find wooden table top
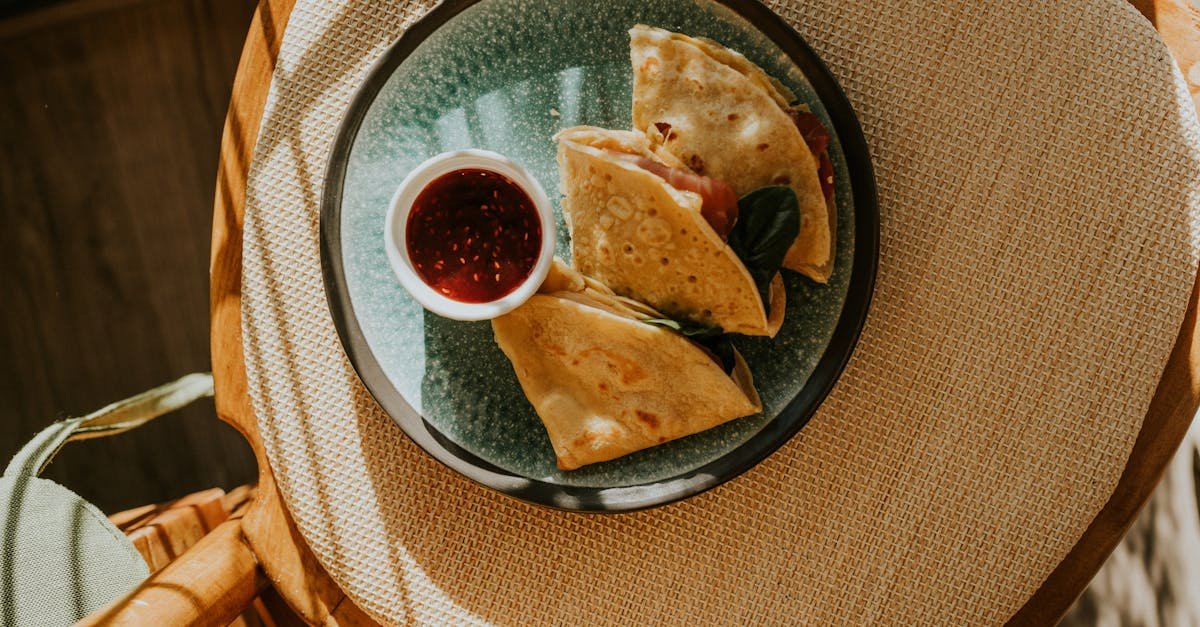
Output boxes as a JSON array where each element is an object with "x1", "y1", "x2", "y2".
[{"x1": 209, "y1": 1, "x2": 1200, "y2": 623}]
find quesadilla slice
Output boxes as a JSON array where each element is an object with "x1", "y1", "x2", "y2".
[
  {"x1": 492, "y1": 261, "x2": 762, "y2": 470},
  {"x1": 630, "y1": 24, "x2": 837, "y2": 282},
  {"x1": 555, "y1": 125, "x2": 787, "y2": 337}
]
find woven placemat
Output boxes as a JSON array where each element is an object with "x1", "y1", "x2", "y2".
[{"x1": 241, "y1": 0, "x2": 1200, "y2": 623}]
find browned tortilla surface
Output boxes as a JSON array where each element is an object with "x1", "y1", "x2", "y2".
[
  {"x1": 556, "y1": 126, "x2": 784, "y2": 336},
  {"x1": 630, "y1": 24, "x2": 834, "y2": 282},
  {"x1": 492, "y1": 263, "x2": 762, "y2": 470}
]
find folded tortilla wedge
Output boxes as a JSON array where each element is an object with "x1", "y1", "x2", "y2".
[
  {"x1": 492, "y1": 261, "x2": 762, "y2": 470},
  {"x1": 555, "y1": 125, "x2": 785, "y2": 337},
  {"x1": 630, "y1": 24, "x2": 836, "y2": 282}
]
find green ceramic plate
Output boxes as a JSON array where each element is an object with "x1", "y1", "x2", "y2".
[{"x1": 321, "y1": 0, "x2": 878, "y2": 512}]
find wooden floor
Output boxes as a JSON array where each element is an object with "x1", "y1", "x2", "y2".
[{"x1": 0, "y1": 0, "x2": 259, "y2": 512}]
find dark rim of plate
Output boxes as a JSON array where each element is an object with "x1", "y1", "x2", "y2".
[{"x1": 319, "y1": 0, "x2": 879, "y2": 513}]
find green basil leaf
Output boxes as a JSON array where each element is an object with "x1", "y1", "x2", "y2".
[
  {"x1": 727, "y1": 185, "x2": 801, "y2": 306},
  {"x1": 640, "y1": 318, "x2": 725, "y2": 339},
  {"x1": 640, "y1": 318, "x2": 734, "y2": 373},
  {"x1": 698, "y1": 335, "x2": 737, "y2": 374},
  {"x1": 640, "y1": 317, "x2": 682, "y2": 331}
]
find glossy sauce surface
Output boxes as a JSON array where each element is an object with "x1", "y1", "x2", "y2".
[{"x1": 406, "y1": 168, "x2": 542, "y2": 303}]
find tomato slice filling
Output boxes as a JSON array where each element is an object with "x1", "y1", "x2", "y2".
[
  {"x1": 608, "y1": 151, "x2": 739, "y2": 239},
  {"x1": 601, "y1": 110, "x2": 832, "y2": 242},
  {"x1": 787, "y1": 109, "x2": 835, "y2": 202}
]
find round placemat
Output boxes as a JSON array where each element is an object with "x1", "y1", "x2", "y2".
[{"x1": 241, "y1": 0, "x2": 1200, "y2": 624}]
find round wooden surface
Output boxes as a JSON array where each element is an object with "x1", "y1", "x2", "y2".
[{"x1": 209, "y1": 1, "x2": 1200, "y2": 623}]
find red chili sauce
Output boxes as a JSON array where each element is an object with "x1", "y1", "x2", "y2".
[{"x1": 406, "y1": 168, "x2": 541, "y2": 303}]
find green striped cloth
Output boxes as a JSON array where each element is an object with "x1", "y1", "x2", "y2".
[{"x1": 0, "y1": 374, "x2": 212, "y2": 626}]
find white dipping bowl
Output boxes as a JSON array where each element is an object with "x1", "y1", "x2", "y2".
[{"x1": 384, "y1": 150, "x2": 556, "y2": 321}]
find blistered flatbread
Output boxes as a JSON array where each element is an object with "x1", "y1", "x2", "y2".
[
  {"x1": 492, "y1": 261, "x2": 761, "y2": 470},
  {"x1": 556, "y1": 126, "x2": 784, "y2": 337},
  {"x1": 630, "y1": 24, "x2": 835, "y2": 282}
]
